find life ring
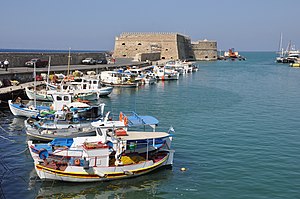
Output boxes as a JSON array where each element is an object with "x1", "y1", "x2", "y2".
[
  {"x1": 119, "y1": 112, "x2": 123, "y2": 121},
  {"x1": 124, "y1": 116, "x2": 128, "y2": 126},
  {"x1": 74, "y1": 159, "x2": 80, "y2": 166}
]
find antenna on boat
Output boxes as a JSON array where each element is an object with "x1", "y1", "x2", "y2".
[{"x1": 67, "y1": 48, "x2": 71, "y2": 76}]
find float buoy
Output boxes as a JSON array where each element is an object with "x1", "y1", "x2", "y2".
[{"x1": 180, "y1": 167, "x2": 187, "y2": 172}]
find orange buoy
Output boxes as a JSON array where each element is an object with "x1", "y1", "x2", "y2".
[
  {"x1": 119, "y1": 112, "x2": 123, "y2": 121},
  {"x1": 124, "y1": 116, "x2": 128, "y2": 126}
]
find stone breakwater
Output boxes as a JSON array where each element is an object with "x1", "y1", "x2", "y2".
[{"x1": 0, "y1": 52, "x2": 106, "y2": 67}]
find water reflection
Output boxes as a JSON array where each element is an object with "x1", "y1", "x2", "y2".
[
  {"x1": 28, "y1": 168, "x2": 173, "y2": 199},
  {"x1": 8, "y1": 117, "x2": 26, "y2": 131}
]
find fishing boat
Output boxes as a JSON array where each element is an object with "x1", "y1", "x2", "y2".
[
  {"x1": 165, "y1": 60, "x2": 194, "y2": 74},
  {"x1": 153, "y1": 65, "x2": 179, "y2": 80},
  {"x1": 24, "y1": 102, "x2": 105, "y2": 141},
  {"x1": 25, "y1": 85, "x2": 99, "y2": 102},
  {"x1": 127, "y1": 66, "x2": 156, "y2": 84},
  {"x1": 8, "y1": 98, "x2": 50, "y2": 118},
  {"x1": 100, "y1": 70, "x2": 139, "y2": 87},
  {"x1": 25, "y1": 110, "x2": 161, "y2": 143},
  {"x1": 27, "y1": 111, "x2": 174, "y2": 182}
]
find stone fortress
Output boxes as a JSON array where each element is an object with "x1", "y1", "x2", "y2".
[{"x1": 113, "y1": 32, "x2": 217, "y2": 61}]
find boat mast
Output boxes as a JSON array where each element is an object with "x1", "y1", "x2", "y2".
[
  {"x1": 286, "y1": 40, "x2": 291, "y2": 56},
  {"x1": 33, "y1": 62, "x2": 37, "y2": 108},
  {"x1": 278, "y1": 33, "x2": 283, "y2": 57},
  {"x1": 67, "y1": 48, "x2": 71, "y2": 76},
  {"x1": 46, "y1": 56, "x2": 51, "y2": 90}
]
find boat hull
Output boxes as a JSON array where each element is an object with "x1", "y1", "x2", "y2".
[
  {"x1": 102, "y1": 82, "x2": 138, "y2": 88},
  {"x1": 26, "y1": 127, "x2": 96, "y2": 142},
  {"x1": 98, "y1": 86, "x2": 113, "y2": 96},
  {"x1": 25, "y1": 87, "x2": 53, "y2": 101},
  {"x1": 8, "y1": 100, "x2": 44, "y2": 118},
  {"x1": 34, "y1": 151, "x2": 174, "y2": 182}
]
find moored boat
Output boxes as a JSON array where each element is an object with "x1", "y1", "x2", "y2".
[
  {"x1": 153, "y1": 65, "x2": 179, "y2": 80},
  {"x1": 8, "y1": 99, "x2": 50, "y2": 118},
  {"x1": 27, "y1": 112, "x2": 174, "y2": 182},
  {"x1": 100, "y1": 70, "x2": 139, "y2": 87}
]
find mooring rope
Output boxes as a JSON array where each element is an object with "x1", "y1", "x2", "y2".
[{"x1": 0, "y1": 125, "x2": 16, "y2": 143}]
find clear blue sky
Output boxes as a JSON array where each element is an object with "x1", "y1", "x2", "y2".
[{"x1": 1, "y1": 0, "x2": 299, "y2": 51}]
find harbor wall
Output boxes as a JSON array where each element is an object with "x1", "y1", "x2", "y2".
[{"x1": 0, "y1": 52, "x2": 106, "y2": 67}]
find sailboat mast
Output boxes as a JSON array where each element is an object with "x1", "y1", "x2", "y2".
[{"x1": 278, "y1": 33, "x2": 283, "y2": 57}]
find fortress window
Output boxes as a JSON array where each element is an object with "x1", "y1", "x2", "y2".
[
  {"x1": 136, "y1": 49, "x2": 138, "y2": 50},
  {"x1": 165, "y1": 49, "x2": 168, "y2": 51},
  {"x1": 205, "y1": 56, "x2": 208, "y2": 59},
  {"x1": 138, "y1": 43, "x2": 142, "y2": 45},
  {"x1": 122, "y1": 43, "x2": 125, "y2": 45},
  {"x1": 123, "y1": 54, "x2": 127, "y2": 57},
  {"x1": 162, "y1": 57, "x2": 165, "y2": 59},
  {"x1": 213, "y1": 56, "x2": 216, "y2": 58},
  {"x1": 170, "y1": 57, "x2": 173, "y2": 59}
]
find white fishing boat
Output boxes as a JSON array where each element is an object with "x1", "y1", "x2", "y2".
[
  {"x1": 58, "y1": 75, "x2": 113, "y2": 97},
  {"x1": 128, "y1": 66, "x2": 156, "y2": 84},
  {"x1": 25, "y1": 85, "x2": 99, "y2": 102},
  {"x1": 28, "y1": 112, "x2": 174, "y2": 182},
  {"x1": 100, "y1": 70, "x2": 139, "y2": 87},
  {"x1": 24, "y1": 103, "x2": 105, "y2": 133},
  {"x1": 25, "y1": 86, "x2": 54, "y2": 101},
  {"x1": 153, "y1": 65, "x2": 179, "y2": 80},
  {"x1": 10, "y1": 59, "x2": 52, "y2": 117},
  {"x1": 165, "y1": 60, "x2": 194, "y2": 74},
  {"x1": 8, "y1": 99, "x2": 49, "y2": 118}
]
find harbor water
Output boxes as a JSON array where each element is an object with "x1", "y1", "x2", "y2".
[{"x1": 1, "y1": 52, "x2": 300, "y2": 198}]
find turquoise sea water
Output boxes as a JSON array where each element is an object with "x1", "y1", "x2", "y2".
[{"x1": 1, "y1": 52, "x2": 300, "y2": 198}]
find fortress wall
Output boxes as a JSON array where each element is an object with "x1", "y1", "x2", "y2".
[
  {"x1": 134, "y1": 52, "x2": 161, "y2": 62},
  {"x1": 114, "y1": 33, "x2": 184, "y2": 60},
  {"x1": 114, "y1": 33, "x2": 218, "y2": 61}
]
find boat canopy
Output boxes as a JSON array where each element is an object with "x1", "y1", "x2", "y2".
[
  {"x1": 123, "y1": 111, "x2": 159, "y2": 127},
  {"x1": 117, "y1": 131, "x2": 169, "y2": 140}
]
